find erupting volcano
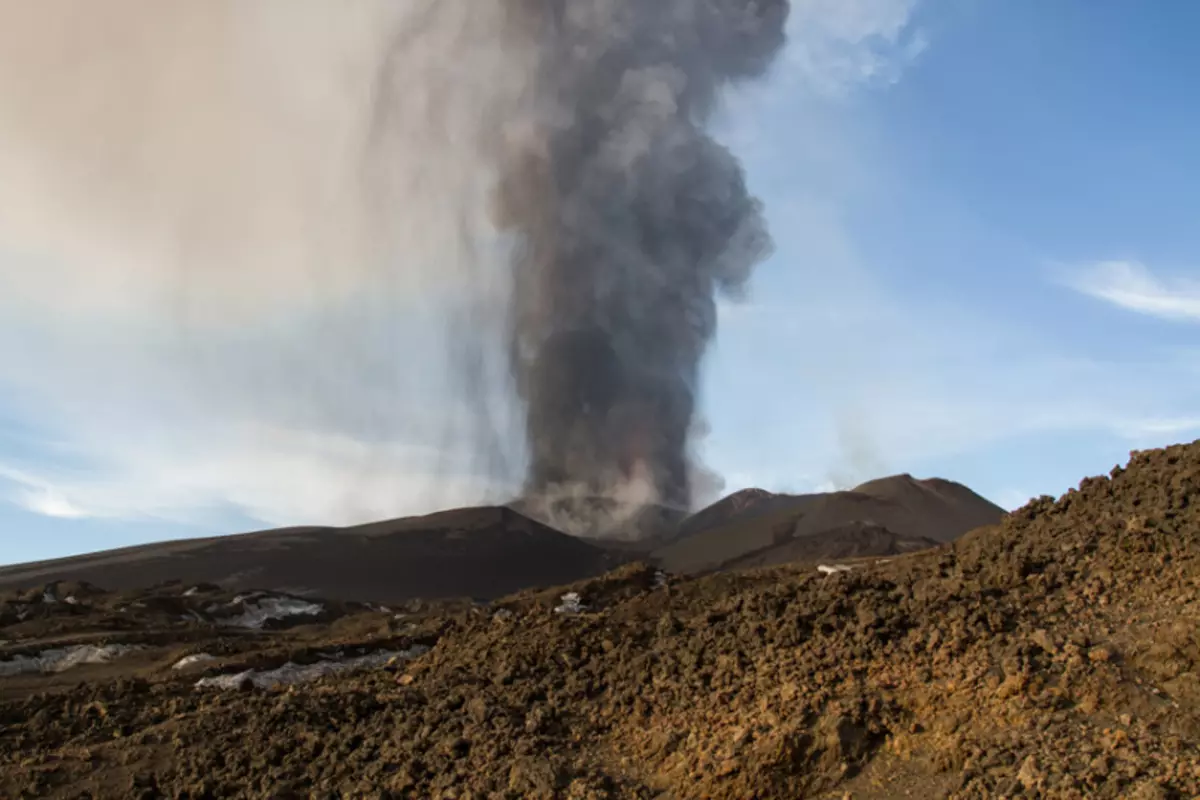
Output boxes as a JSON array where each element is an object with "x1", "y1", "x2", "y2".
[
  {"x1": 0, "y1": 0, "x2": 791, "y2": 537},
  {"x1": 491, "y1": 0, "x2": 790, "y2": 532}
]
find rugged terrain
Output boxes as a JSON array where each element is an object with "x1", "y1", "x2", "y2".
[{"x1": 2, "y1": 446, "x2": 1198, "y2": 798}]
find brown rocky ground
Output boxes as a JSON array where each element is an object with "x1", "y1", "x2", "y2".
[{"x1": 2, "y1": 443, "x2": 1199, "y2": 798}]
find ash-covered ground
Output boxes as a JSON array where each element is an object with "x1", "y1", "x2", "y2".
[{"x1": 2, "y1": 445, "x2": 1199, "y2": 798}]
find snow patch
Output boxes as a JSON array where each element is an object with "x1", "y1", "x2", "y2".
[
  {"x1": 195, "y1": 646, "x2": 429, "y2": 691},
  {"x1": 223, "y1": 595, "x2": 324, "y2": 629},
  {"x1": 817, "y1": 564, "x2": 855, "y2": 576},
  {"x1": 554, "y1": 592, "x2": 587, "y2": 614},
  {"x1": 0, "y1": 644, "x2": 142, "y2": 677},
  {"x1": 173, "y1": 654, "x2": 218, "y2": 670}
]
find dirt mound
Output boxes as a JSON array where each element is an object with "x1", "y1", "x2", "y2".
[
  {"x1": 655, "y1": 475, "x2": 1005, "y2": 574},
  {"x1": 0, "y1": 507, "x2": 628, "y2": 606},
  {"x1": 3, "y1": 442, "x2": 1200, "y2": 798}
]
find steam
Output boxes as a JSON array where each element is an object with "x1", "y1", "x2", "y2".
[{"x1": 0, "y1": 1, "x2": 788, "y2": 537}]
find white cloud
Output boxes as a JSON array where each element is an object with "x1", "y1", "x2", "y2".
[
  {"x1": 0, "y1": 466, "x2": 89, "y2": 519},
  {"x1": 1061, "y1": 260, "x2": 1200, "y2": 321},
  {"x1": 785, "y1": 0, "x2": 927, "y2": 97}
]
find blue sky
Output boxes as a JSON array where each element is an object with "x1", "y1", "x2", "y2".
[{"x1": 2, "y1": 0, "x2": 1199, "y2": 565}]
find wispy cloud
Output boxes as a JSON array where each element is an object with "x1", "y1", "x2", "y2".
[
  {"x1": 0, "y1": 428, "x2": 508, "y2": 527},
  {"x1": 785, "y1": 0, "x2": 928, "y2": 97},
  {"x1": 1061, "y1": 260, "x2": 1200, "y2": 321},
  {"x1": 0, "y1": 466, "x2": 89, "y2": 519}
]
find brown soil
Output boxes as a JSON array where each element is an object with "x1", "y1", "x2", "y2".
[{"x1": 3, "y1": 443, "x2": 1200, "y2": 798}]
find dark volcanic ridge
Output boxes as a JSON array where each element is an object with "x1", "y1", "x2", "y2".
[
  {"x1": 0, "y1": 474, "x2": 1003, "y2": 605},
  {"x1": 1, "y1": 442, "x2": 1199, "y2": 798},
  {"x1": 0, "y1": 507, "x2": 628, "y2": 606},
  {"x1": 652, "y1": 473, "x2": 1006, "y2": 575}
]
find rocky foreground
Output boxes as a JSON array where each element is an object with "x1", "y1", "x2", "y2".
[{"x1": 2, "y1": 444, "x2": 1199, "y2": 798}]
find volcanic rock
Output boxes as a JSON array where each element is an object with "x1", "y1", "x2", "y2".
[{"x1": 2, "y1": 442, "x2": 1198, "y2": 797}]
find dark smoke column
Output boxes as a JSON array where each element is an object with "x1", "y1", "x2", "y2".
[{"x1": 496, "y1": 0, "x2": 788, "y2": 529}]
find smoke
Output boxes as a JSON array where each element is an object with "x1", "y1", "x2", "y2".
[
  {"x1": 825, "y1": 406, "x2": 888, "y2": 491},
  {"x1": 0, "y1": 1, "x2": 537, "y2": 321},
  {"x1": 0, "y1": 1, "x2": 538, "y2": 524},
  {"x1": 0, "y1": 1, "x2": 787, "y2": 537},
  {"x1": 493, "y1": 0, "x2": 789, "y2": 534}
]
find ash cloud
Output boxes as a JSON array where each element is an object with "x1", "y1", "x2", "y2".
[
  {"x1": 0, "y1": 1, "x2": 788, "y2": 537},
  {"x1": 493, "y1": 0, "x2": 789, "y2": 534}
]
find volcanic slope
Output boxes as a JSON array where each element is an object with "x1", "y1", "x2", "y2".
[
  {"x1": 0, "y1": 507, "x2": 626, "y2": 605},
  {"x1": 656, "y1": 473, "x2": 1006, "y2": 574},
  {"x1": 3, "y1": 442, "x2": 1199, "y2": 798}
]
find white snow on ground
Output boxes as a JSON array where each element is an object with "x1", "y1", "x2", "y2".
[
  {"x1": 195, "y1": 645, "x2": 430, "y2": 690},
  {"x1": 172, "y1": 654, "x2": 218, "y2": 670},
  {"x1": 223, "y1": 595, "x2": 324, "y2": 629},
  {"x1": 817, "y1": 564, "x2": 855, "y2": 576},
  {"x1": 0, "y1": 644, "x2": 142, "y2": 677},
  {"x1": 554, "y1": 592, "x2": 587, "y2": 614}
]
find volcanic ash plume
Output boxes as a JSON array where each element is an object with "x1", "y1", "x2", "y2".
[
  {"x1": 0, "y1": 1, "x2": 786, "y2": 532},
  {"x1": 494, "y1": 0, "x2": 788, "y2": 535}
]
